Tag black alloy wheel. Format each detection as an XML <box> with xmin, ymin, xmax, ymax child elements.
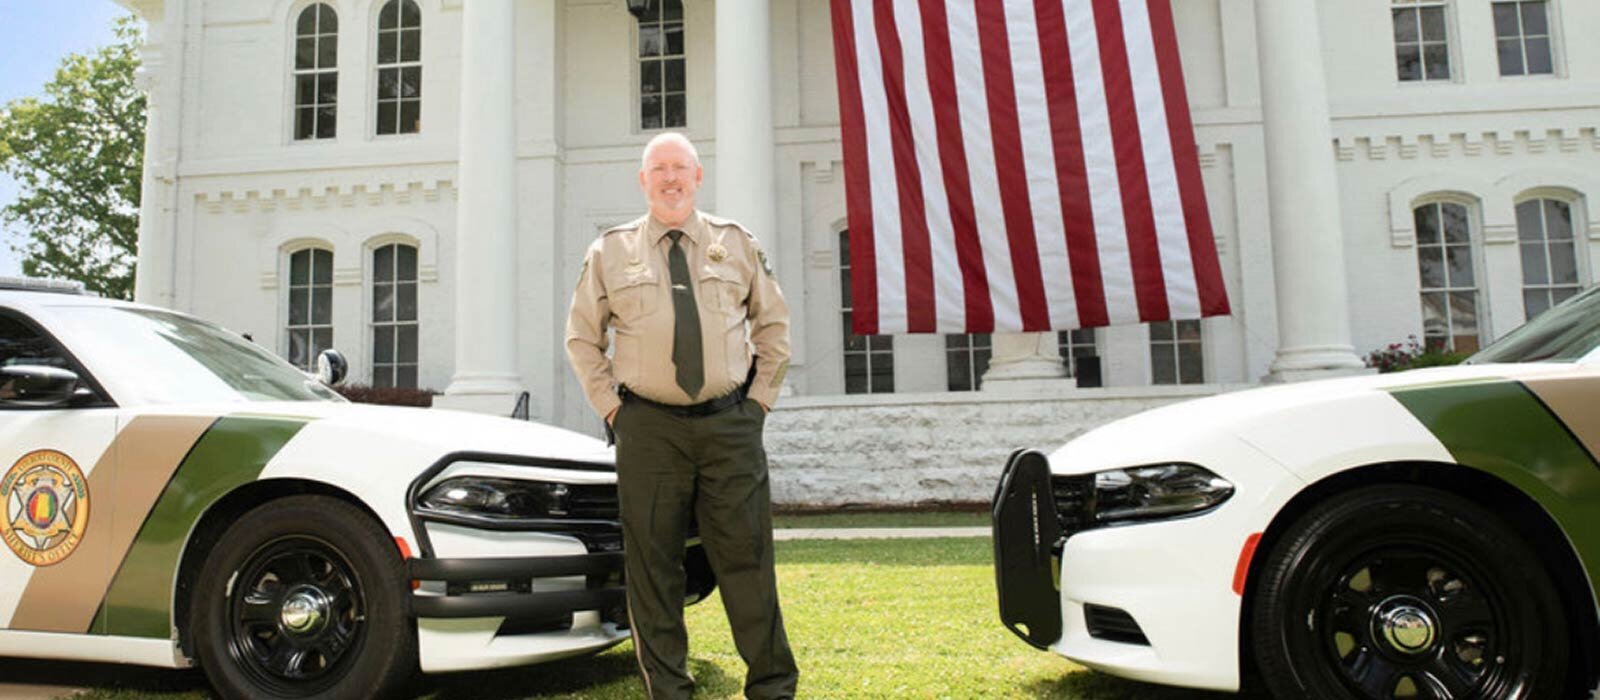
<box><xmin>1252</xmin><ymin>485</ymin><xmax>1568</xmax><ymax>700</ymax></box>
<box><xmin>193</xmin><ymin>495</ymin><xmax>415</xmax><ymax>699</ymax></box>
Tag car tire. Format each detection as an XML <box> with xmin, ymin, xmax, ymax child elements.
<box><xmin>1251</xmin><ymin>484</ymin><xmax>1567</xmax><ymax>700</ymax></box>
<box><xmin>191</xmin><ymin>495</ymin><xmax>415</xmax><ymax>700</ymax></box>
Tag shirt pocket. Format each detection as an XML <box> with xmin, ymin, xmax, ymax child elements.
<box><xmin>608</xmin><ymin>268</ymin><xmax>661</xmax><ymax>321</ymax></box>
<box><xmin>698</xmin><ymin>265</ymin><xmax>748</xmax><ymax>315</ymax></box>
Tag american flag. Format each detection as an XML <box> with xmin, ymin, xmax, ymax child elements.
<box><xmin>830</xmin><ymin>0</ymin><xmax>1231</xmax><ymax>334</ymax></box>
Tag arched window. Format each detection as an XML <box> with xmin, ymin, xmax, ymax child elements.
<box><xmin>287</xmin><ymin>248</ymin><xmax>334</xmax><ymax>369</ymax></box>
<box><xmin>1517</xmin><ymin>197</ymin><xmax>1582</xmax><ymax>319</ymax></box>
<box><xmin>1414</xmin><ymin>200</ymin><xmax>1483</xmax><ymax>351</ymax></box>
<box><xmin>293</xmin><ymin>3</ymin><xmax>338</xmax><ymax>140</ymax></box>
<box><xmin>637</xmin><ymin>0</ymin><xmax>685</xmax><ymax>129</ymax></box>
<box><xmin>376</xmin><ymin>0</ymin><xmax>422</xmax><ymax>135</ymax></box>
<box><xmin>839</xmin><ymin>230</ymin><xmax>892</xmax><ymax>393</ymax></box>
<box><xmin>372</xmin><ymin>243</ymin><xmax>419</xmax><ymax>387</ymax></box>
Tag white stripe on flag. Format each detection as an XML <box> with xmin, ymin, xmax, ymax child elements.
<box><xmin>1121</xmin><ymin>0</ymin><xmax>1199</xmax><ymax>318</ymax></box>
<box><xmin>1005</xmin><ymin>0</ymin><xmax>1079</xmax><ymax>331</ymax></box>
<box><xmin>851</xmin><ymin>0</ymin><xmax>908</xmax><ymax>332</ymax></box>
<box><xmin>1064</xmin><ymin>0</ymin><xmax>1138</xmax><ymax>325</ymax></box>
<box><xmin>947</xmin><ymin>0</ymin><xmax>1021</xmax><ymax>331</ymax></box>
<box><xmin>894</xmin><ymin>0</ymin><xmax>966</xmax><ymax>332</ymax></box>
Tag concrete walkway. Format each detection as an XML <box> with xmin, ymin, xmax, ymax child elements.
<box><xmin>773</xmin><ymin>526</ymin><xmax>988</xmax><ymax>540</ymax></box>
<box><xmin>0</xmin><ymin>683</ymin><xmax>79</xmax><ymax>700</ymax></box>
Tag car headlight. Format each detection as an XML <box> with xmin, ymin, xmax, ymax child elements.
<box><xmin>1058</xmin><ymin>464</ymin><xmax>1233</xmax><ymax>525</ymax></box>
<box><xmin>418</xmin><ymin>478</ymin><xmax>574</xmax><ymax>519</ymax></box>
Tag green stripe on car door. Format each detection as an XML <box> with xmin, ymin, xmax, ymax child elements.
<box><xmin>1388</xmin><ymin>378</ymin><xmax>1600</xmax><ymax>603</ymax></box>
<box><xmin>94</xmin><ymin>414</ymin><xmax>310</xmax><ymax>638</ymax></box>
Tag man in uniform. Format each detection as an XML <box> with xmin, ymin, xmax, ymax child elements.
<box><xmin>565</xmin><ymin>132</ymin><xmax>798</xmax><ymax>700</ymax></box>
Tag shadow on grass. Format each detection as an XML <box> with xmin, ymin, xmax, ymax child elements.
<box><xmin>1026</xmin><ymin>668</ymin><xmax>1272</xmax><ymax>699</ymax></box>
<box><xmin>419</xmin><ymin>648</ymin><xmax>737</xmax><ymax>699</ymax></box>
<box><xmin>0</xmin><ymin>657</ymin><xmax>206</xmax><ymax>697</ymax></box>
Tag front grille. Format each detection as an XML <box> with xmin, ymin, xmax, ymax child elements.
<box><xmin>564</xmin><ymin>484</ymin><xmax>620</xmax><ymax>519</ymax></box>
<box><xmin>1050</xmin><ymin>474</ymin><xmax>1095</xmax><ymax>534</ymax></box>
<box><xmin>1083</xmin><ymin>604</ymin><xmax>1150</xmax><ymax>646</ymax></box>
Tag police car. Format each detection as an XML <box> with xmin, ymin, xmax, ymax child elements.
<box><xmin>994</xmin><ymin>285</ymin><xmax>1600</xmax><ymax>699</ymax></box>
<box><xmin>0</xmin><ymin>281</ymin><xmax>713</xmax><ymax>699</ymax></box>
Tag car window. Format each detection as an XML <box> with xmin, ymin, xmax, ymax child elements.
<box><xmin>47</xmin><ymin>305</ymin><xmax>341</xmax><ymax>404</ymax></box>
<box><xmin>1469</xmin><ymin>285</ymin><xmax>1600</xmax><ymax>364</ymax></box>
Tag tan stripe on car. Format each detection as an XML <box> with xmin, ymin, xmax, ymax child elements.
<box><xmin>9</xmin><ymin>415</ymin><xmax>215</xmax><ymax>633</ymax></box>
<box><xmin>1522</xmin><ymin>373</ymin><xmax>1600</xmax><ymax>464</ymax></box>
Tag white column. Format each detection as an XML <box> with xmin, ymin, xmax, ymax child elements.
<box><xmin>714</xmin><ymin>0</ymin><xmax>775</xmax><ymax>239</ymax></box>
<box><xmin>129</xmin><ymin>0</ymin><xmax>184</xmax><ymax>308</ymax></box>
<box><xmin>1254</xmin><ymin>0</ymin><xmax>1367</xmax><ymax>382</ymax></box>
<box><xmin>440</xmin><ymin>0</ymin><xmax>523</xmax><ymax>410</ymax></box>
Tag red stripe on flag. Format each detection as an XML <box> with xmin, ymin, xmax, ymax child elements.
<box><xmin>872</xmin><ymin>0</ymin><xmax>936</xmax><ymax>333</ymax></box>
<box><xmin>918</xmin><ymin>0</ymin><xmax>993</xmax><ymax>333</ymax></box>
<box><xmin>1146</xmin><ymin>0</ymin><xmax>1230</xmax><ymax>316</ymax></box>
<box><xmin>830</xmin><ymin>0</ymin><xmax>879</xmax><ymax>334</ymax></box>
<box><xmin>1034</xmin><ymin>0</ymin><xmax>1108</xmax><ymax>328</ymax></box>
<box><xmin>974</xmin><ymin>1</ymin><xmax>1050</xmax><ymax>331</ymax></box>
<box><xmin>1091</xmin><ymin>0</ymin><xmax>1169</xmax><ymax>322</ymax></box>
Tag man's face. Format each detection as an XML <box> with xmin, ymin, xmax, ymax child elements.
<box><xmin>639</xmin><ymin>140</ymin><xmax>703</xmax><ymax>224</ymax></box>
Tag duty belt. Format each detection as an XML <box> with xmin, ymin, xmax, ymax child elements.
<box><xmin>619</xmin><ymin>385</ymin><xmax>745</xmax><ymax>418</ymax></box>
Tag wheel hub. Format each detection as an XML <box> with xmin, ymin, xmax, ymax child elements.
<box><xmin>279</xmin><ymin>586</ymin><xmax>330</xmax><ymax>635</ymax></box>
<box><xmin>1371</xmin><ymin>595</ymin><xmax>1437</xmax><ymax>655</ymax></box>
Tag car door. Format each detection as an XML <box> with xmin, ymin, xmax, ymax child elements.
<box><xmin>0</xmin><ymin>307</ymin><xmax>120</xmax><ymax>635</ymax></box>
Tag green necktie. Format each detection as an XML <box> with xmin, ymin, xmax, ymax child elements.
<box><xmin>667</xmin><ymin>230</ymin><xmax>704</xmax><ymax>399</ymax></box>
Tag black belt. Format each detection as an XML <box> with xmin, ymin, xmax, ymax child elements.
<box><xmin>619</xmin><ymin>386</ymin><xmax>745</xmax><ymax>418</ymax></box>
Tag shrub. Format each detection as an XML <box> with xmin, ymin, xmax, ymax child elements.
<box><xmin>1364</xmin><ymin>335</ymin><xmax>1471</xmax><ymax>373</ymax></box>
<box><xmin>335</xmin><ymin>384</ymin><xmax>438</xmax><ymax>407</ymax></box>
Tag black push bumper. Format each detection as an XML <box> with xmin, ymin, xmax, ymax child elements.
<box><xmin>991</xmin><ymin>449</ymin><xmax>1065</xmax><ymax>649</ymax></box>
<box><xmin>408</xmin><ymin>553</ymin><xmax>627</xmax><ymax>619</ymax></box>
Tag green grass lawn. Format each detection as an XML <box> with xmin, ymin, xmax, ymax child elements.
<box><xmin>772</xmin><ymin>510</ymin><xmax>988</xmax><ymax>529</ymax></box>
<box><xmin>11</xmin><ymin>538</ymin><xmax>1245</xmax><ymax>699</ymax></box>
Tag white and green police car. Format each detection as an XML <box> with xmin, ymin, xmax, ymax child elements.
<box><xmin>0</xmin><ymin>282</ymin><xmax>713</xmax><ymax>699</ymax></box>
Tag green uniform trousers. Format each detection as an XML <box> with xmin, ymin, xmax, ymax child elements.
<box><xmin>613</xmin><ymin>395</ymin><xmax>799</xmax><ymax>700</ymax></box>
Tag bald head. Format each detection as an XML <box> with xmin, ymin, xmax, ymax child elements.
<box><xmin>638</xmin><ymin>132</ymin><xmax>704</xmax><ymax>226</ymax></box>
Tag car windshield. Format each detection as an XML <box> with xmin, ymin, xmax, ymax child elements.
<box><xmin>1468</xmin><ymin>285</ymin><xmax>1600</xmax><ymax>364</ymax></box>
<box><xmin>51</xmin><ymin>305</ymin><xmax>341</xmax><ymax>403</ymax></box>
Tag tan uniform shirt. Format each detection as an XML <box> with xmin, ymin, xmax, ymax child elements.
<box><xmin>565</xmin><ymin>210</ymin><xmax>791</xmax><ymax>419</ymax></box>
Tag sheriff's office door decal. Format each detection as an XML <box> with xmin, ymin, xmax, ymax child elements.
<box><xmin>1</xmin><ymin>449</ymin><xmax>89</xmax><ymax>567</ymax></box>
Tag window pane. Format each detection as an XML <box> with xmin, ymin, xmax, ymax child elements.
<box><xmin>1177</xmin><ymin>319</ymin><xmax>1202</xmax><ymax>341</ymax></box>
<box><xmin>1521</xmin><ymin>243</ymin><xmax>1549</xmax><ymax>284</ymax></box>
<box><xmin>1392</xmin><ymin>9</ymin><xmax>1418</xmax><ymax>43</ymax></box>
<box><xmin>378</xmin><ymin>68</ymin><xmax>399</xmax><ymax>100</ymax></box>
<box><xmin>1150</xmin><ymin>345</ymin><xmax>1175</xmax><ymax>385</ymax></box>
<box><xmin>377</xmin><ymin>102</ymin><xmax>398</xmax><ymax>135</ymax></box>
<box><xmin>317</xmin><ymin>73</ymin><xmax>337</xmax><ymax>105</ymax></box>
<box><xmin>1549</xmin><ymin>242</ymin><xmax>1577</xmax><ymax>284</ymax></box>
<box><xmin>374</xmin><ymin>366</ymin><xmax>393</xmax><ymax>389</ymax></box>
<box><xmin>313</xmin><ymin>250</ymin><xmax>333</xmax><ymax>283</ymax></box>
<box><xmin>663</xmin><ymin>0</ymin><xmax>683</xmax><ymax>21</ymax></box>
<box><xmin>399</xmin><ymin>100</ymin><xmax>420</xmax><ymax>134</ymax></box>
<box><xmin>289</xmin><ymin>328</ymin><xmax>308</xmax><ymax>369</ymax></box>
<box><xmin>844</xmin><ymin>353</ymin><xmax>866</xmax><ymax>394</ymax></box>
<box><xmin>870</xmin><ymin>354</ymin><xmax>894</xmax><ymax>393</ymax></box>
<box><xmin>1418</xmin><ymin>246</ymin><xmax>1445</xmax><ymax>288</ymax></box>
<box><xmin>1551</xmin><ymin>285</ymin><xmax>1578</xmax><ymax>306</ymax></box>
<box><xmin>316</xmin><ymin>106</ymin><xmax>336</xmax><ymax>139</ymax></box>
<box><xmin>665</xmin><ymin>59</ymin><xmax>685</xmax><ymax>92</ymax></box>
<box><xmin>641</xmin><ymin>60</ymin><xmax>662</xmax><ymax>95</ymax></box>
<box><xmin>1421</xmin><ymin>292</ymin><xmax>1447</xmax><ymax>337</ymax></box>
<box><xmin>1525</xmin><ymin>37</ymin><xmax>1552</xmax><ymax>74</ymax></box>
<box><xmin>289</xmin><ymin>288</ymin><xmax>308</xmax><ymax>326</ymax></box>
<box><xmin>398</xmin><ymin>325</ymin><xmax>417</xmax><ymax>363</ymax></box>
<box><xmin>1449</xmin><ymin>292</ymin><xmax>1478</xmax><ymax>337</ymax></box>
<box><xmin>948</xmin><ymin>351</ymin><xmax>971</xmax><ymax>391</ymax></box>
<box><xmin>312</xmin><ymin>287</ymin><xmax>332</xmax><ymax>325</ymax></box>
<box><xmin>1420</xmin><ymin>7</ymin><xmax>1446</xmax><ymax>41</ymax></box>
<box><xmin>295</xmin><ymin>108</ymin><xmax>315</xmax><ymax>140</ymax></box>
<box><xmin>378</xmin><ymin>31</ymin><xmax>398</xmax><ymax>65</ymax></box>
<box><xmin>1525</xmin><ymin>289</ymin><xmax>1551</xmax><ymax>320</ymax></box>
<box><xmin>1446</xmin><ymin>245</ymin><xmax>1474</xmax><ymax>287</ymax></box>
<box><xmin>398</xmin><ymin>283</ymin><xmax>417</xmax><ymax>322</ymax></box>
<box><xmin>1516</xmin><ymin>200</ymin><xmax>1543</xmax><ymax>241</ymax></box>
<box><xmin>869</xmin><ymin>334</ymin><xmax>892</xmax><ymax>352</ymax></box>
<box><xmin>374</xmin><ymin>325</ymin><xmax>395</xmax><ymax>363</ymax></box>
<box><xmin>665</xmin><ymin>94</ymin><xmax>686</xmax><ymax>128</ymax></box>
<box><xmin>1498</xmin><ymin>38</ymin><xmax>1525</xmax><ymax>75</ymax></box>
<box><xmin>1396</xmin><ymin>46</ymin><xmax>1422</xmax><ymax>81</ymax></box>
<box><xmin>397</xmin><ymin>245</ymin><xmax>417</xmax><ymax>280</ymax></box>
<box><xmin>1521</xmin><ymin>1</ymin><xmax>1548</xmax><ymax>35</ymax></box>
<box><xmin>296</xmin><ymin>37</ymin><xmax>315</xmax><ymax>70</ymax></box>
<box><xmin>665</xmin><ymin>24</ymin><xmax>684</xmax><ymax>55</ymax></box>
<box><xmin>1150</xmin><ymin>320</ymin><xmax>1172</xmax><ymax>341</ymax></box>
<box><xmin>376</xmin><ymin>245</ymin><xmax>394</xmax><ymax>282</ymax></box>
<box><xmin>1492</xmin><ymin>3</ymin><xmax>1519</xmax><ymax>38</ymax></box>
<box><xmin>1423</xmin><ymin>44</ymin><xmax>1450</xmax><ymax>80</ymax></box>
<box><xmin>295</xmin><ymin>74</ymin><xmax>316</xmax><ymax>107</ymax></box>
<box><xmin>298</xmin><ymin>6</ymin><xmax>318</xmax><ymax>35</ymax></box>
<box><xmin>946</xmin><ymin>333</ymin><xmax>969</xmax><ymax>350</ymax></box>
<box><xmin>1441</xmin><ymin>203</ymin><xmax>1469</xmax><ymax>244</ymax></box>
<box><xmin>1414</xmin><ymin>204</ymin><xmax>1439</xmax><ymax>244</ymax></box>
<box><xmin>318</xmin><ymin>34</ymin><xmax>337</xmax><ymax>69</ymax></box>
<box><xmin>1544</xmin><ymin>200</ymin><xmax>1571</xmax><ymax>239</ymax></box>
<box><xmin>401</xmin><ymin>28</ymin><xmax>421</xmax><ymax>62</ymax></box>
<box><xmin>641</xmin><ymin>94</ymin><xmax>663</xmax><ymax>130</ymax></box>
<box><xmin>380</xmin><ymin>0</ymin><xmax>399</xmax><ymax>30</ymax></box>
<box><xmin>318</xmin><ymin>4</ymin><xmax>337</xmax><ymax>33</ymax></box>
<box><xmin>396</xmin><ymin>365</ymin><xmax>418</xmax><ymax>389</ymax></box>
<box><xmin>401</xmin><ymin>67</ymin><xmax>422</xmax><ymax>98</ymax></box>
<box><xmin>1178</xmin><ymin>343</ymin><xmax>1203</xmax><ymax>384</ymax></box>
<box><xmin>401</xmin><ymin>0</ymin><xmax>420</xmax><ymax>28</ymax></box>
<box><xmin>639</xmin><ymin>26</ymin><xmax>663</xmax><ymax>58</ymax></box>
<box><xmin>312</xmin><ymin>328</ymin><xmax>332</xmax><ymax>358</ymax></box>
<box><xmin>290</xmin><ymin>250</ymin><xmax>310</xmax><ymax>285</ymax></box>
<box><xmin>374</xmin><ymin>284</ymin><xmax>395</xmax><ymax>323</ymax></box>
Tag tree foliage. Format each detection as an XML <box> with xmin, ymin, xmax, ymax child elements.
<box><xmin>0</xmin><ymin>16</ymin><xmax>145</xmax><ymax>299</ymax></box>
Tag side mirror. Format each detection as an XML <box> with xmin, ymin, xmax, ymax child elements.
<box><xmin>316</xmin><ymin>349</ymin><xmax>349</xmax><ymax>387</ymax></box>
<box><xmin>0</xmin><ymin>365</ymin><xmax>89</xmax><ymax>407</ymax></box>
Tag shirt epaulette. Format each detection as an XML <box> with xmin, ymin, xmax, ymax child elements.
<box><xmin>601</xmin><ymin>217</ymin><xmax>648</xmax><ymax>238</ymax></box>
<box><xmin>702</xmin><ymin>213</ymin><xmax>755</xmax><ymax>239</ymax></box>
